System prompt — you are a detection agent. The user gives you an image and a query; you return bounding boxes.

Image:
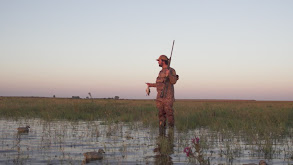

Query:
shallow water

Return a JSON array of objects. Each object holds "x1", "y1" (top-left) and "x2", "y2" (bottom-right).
[{"x1": 0, "y1": 119, "x2": 292, "y2": 164}]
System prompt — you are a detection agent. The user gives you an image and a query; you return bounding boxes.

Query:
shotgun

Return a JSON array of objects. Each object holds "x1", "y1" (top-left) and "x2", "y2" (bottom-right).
[{"x1": 160, "y1": 40, "x2": 175, "y2": 98}]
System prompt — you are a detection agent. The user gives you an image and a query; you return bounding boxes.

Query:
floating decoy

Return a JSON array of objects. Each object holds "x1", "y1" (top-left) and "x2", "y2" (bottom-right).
[
  {"x1": 83, "y1": 149, "x2": 105, "y2": 162},
  {"x1": 259, "y1": 160, "x2": 267, "y2": 165},
  {"x1": 17, "y1": 126, "x2": 30, "y2": 133}
]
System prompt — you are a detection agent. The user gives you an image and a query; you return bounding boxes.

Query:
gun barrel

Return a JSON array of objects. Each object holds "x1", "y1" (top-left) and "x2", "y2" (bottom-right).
[
  {"x1": 168, "y1": 40, "x2": 175, "y2": 68},
  {"x1": 160, "y1": 40, "x2": 175, "y2": 98}
]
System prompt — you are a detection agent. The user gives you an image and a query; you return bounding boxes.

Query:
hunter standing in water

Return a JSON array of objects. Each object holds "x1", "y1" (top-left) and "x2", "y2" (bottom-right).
[{"x1": 146, "y1": 54, "x2": 178, "y2": 133}]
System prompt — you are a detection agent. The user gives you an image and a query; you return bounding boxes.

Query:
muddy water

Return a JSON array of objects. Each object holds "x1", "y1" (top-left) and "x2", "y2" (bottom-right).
[{"x1": 0, "y1": 119, "x2": 292, "y2": 164}]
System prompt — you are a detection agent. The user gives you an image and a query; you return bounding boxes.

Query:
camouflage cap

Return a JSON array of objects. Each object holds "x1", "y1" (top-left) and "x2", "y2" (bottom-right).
[{"x1": 156, "y1": 55, "x2": 168, "y2": 61}]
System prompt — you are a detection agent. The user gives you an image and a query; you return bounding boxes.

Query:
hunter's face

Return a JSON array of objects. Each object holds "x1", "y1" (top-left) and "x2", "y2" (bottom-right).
[{"x1": 158, "y1": 59, "x2": 163, "y2": 67}]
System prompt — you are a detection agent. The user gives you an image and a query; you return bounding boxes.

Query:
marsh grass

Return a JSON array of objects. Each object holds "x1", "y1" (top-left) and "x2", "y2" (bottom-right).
[
  {"x1": 1, "y1": 98, "x2": 293, "y2": 134},
  {"x1": 0, "y1": 97, "x2": 157, "y2": 125}
]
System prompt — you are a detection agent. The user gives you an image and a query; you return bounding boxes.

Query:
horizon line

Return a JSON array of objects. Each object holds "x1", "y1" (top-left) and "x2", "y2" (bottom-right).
[{"x1": 1, "y1": 96, "x2": 292, "y2": 102}]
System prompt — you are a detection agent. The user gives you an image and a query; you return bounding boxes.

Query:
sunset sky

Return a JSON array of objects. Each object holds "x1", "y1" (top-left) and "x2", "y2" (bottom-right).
[{"x1": 1, "y1": 1, "x2": 293, "y2": 100}]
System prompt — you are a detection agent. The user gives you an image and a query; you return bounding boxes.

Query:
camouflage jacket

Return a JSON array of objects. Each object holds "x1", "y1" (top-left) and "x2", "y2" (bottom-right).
[{"x1": 149, "y1": 67, "x2": 178, "y2": 102}]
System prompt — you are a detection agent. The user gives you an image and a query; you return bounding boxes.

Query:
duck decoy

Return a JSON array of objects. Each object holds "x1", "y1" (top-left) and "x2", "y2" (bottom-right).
[
  {"x1": 259, "y1": 160, "x2": 267, "y2": 165},
  {"x1": 17, "y1": 126, "x2": 30, "y2": 133},
  {"x1": 83, "y1": 149, "x2": 105, "y2": 162}
]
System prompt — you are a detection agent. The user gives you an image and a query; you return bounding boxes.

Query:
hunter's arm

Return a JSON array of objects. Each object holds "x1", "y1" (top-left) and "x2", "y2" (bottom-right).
[
  {"x1": 148, "y1": 83, "x2": 157, "y2": 87},
  {"x1": 169, "y1": 68, "x2": 177, "y2": 84}
]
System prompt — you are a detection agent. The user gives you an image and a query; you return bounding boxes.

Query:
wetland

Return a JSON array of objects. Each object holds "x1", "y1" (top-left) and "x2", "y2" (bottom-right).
[{"x1": 0, "y1": 97, "x2": 293, "y2": 164}]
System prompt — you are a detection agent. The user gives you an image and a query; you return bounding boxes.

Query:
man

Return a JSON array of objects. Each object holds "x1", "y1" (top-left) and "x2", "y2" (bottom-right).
[{"x1": 146, "y1": 55, "x2": 178, "y2": 131}]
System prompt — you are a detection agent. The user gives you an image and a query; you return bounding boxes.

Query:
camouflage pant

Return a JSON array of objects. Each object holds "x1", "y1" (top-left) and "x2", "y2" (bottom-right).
[{"x1": 156, "y1": 100, "x2": 174, "y2": 127}]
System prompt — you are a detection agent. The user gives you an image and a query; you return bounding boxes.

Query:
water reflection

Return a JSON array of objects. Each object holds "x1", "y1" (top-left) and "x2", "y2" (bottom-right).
[
  {"x1": 13, "y1": 130, "x2": 30, "y2": 164},
  {"x1": 154, "y1": 127, "x2": 174, "y2": 165}
]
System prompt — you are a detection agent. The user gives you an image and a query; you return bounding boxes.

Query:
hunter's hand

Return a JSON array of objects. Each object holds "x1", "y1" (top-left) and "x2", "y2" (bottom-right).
[{"x1": 146, "y1": 83, "x2": 151, "y2": 87}]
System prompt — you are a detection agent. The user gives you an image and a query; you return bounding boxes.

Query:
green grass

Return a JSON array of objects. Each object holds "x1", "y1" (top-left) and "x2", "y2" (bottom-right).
[
  {"x1": 1, "y1": 97, "x2": 293, "y2": 137},
  {"x1": 0, "y1": 97, "x2": 158, "y2": 126}
]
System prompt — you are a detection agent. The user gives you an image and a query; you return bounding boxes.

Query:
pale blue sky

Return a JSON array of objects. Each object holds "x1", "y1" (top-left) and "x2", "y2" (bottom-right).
[{"x1": 1, "y1": 1, "x2": 293, "y2": 100}]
